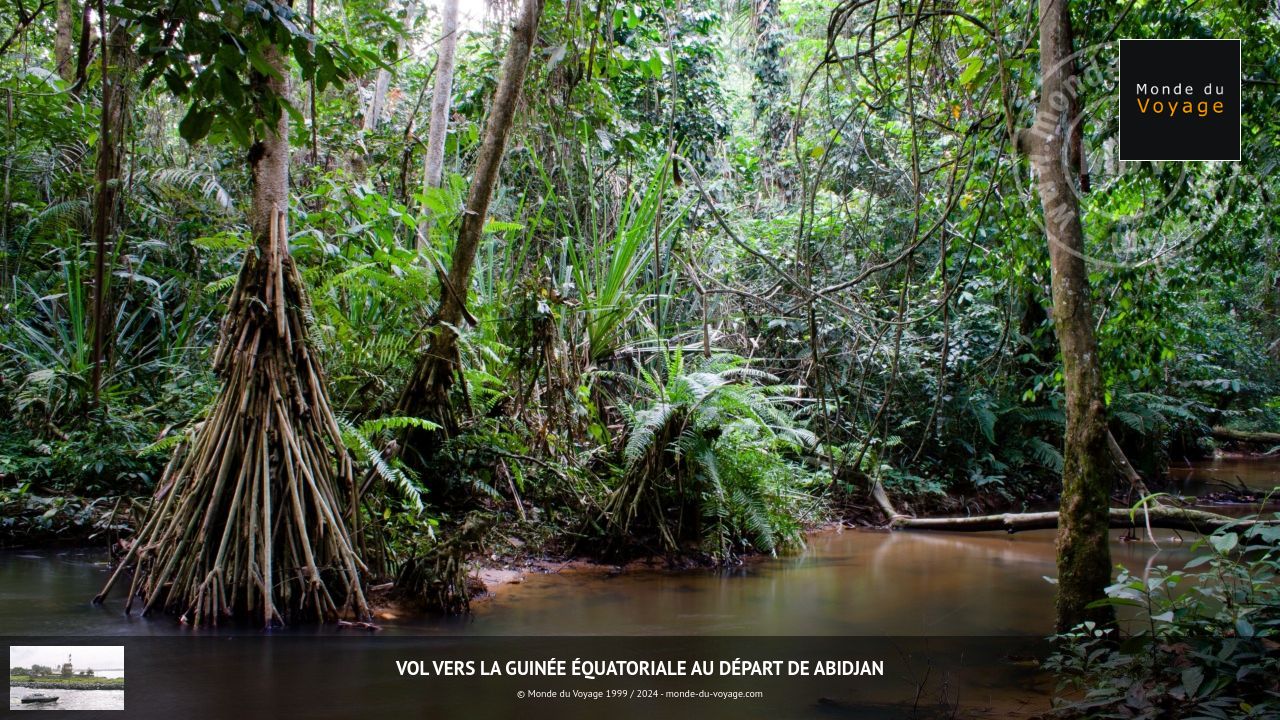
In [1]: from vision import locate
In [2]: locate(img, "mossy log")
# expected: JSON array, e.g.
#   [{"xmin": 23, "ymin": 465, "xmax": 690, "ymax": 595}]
[
  {"xmin": 871, "ymin": 477, "xmax": 1267, "ymax": 535},
  {"xmin": 1211, "ymin": 427, "xmax": 1280, "ymax": 445},
  {"xmin": 885, "ymin": 506, "xmax": 1267, "ymax": 534}
]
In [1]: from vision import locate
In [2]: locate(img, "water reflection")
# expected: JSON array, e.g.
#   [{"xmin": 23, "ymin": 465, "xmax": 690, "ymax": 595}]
[
  {"xmin": 465, "ymin": 528, "xmax": 1192, "ymax": 637},
  {"xmin": 1, "ymin": 456, "xmax": 1272, "ymax": 638},
  {"xmin": 1169, "ymin": 454, "xmax": 1280, "ymax": 494}
]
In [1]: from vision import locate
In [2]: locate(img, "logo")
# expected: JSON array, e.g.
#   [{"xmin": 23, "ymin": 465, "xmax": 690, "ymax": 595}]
[
  {"xmin": 1119, "ymin": 39, "xmax": 1241, "ymax": 161},
  {"xmin": 1011, "ymin": 38, "xmax": 1248, "ymax": 270}
]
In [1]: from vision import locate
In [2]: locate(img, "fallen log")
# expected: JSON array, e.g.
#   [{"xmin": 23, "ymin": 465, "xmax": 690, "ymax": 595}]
[
  {"xmin": 870, "ymin": 475, "xmax": 1267, "ymax": 535},
  {"xmin": 888, "ymin": 506, "xmax": 1268, "ymax": 535},
  {"xmin": 1211, "ymin": 427, "xmax": 1280, "ymax": 445}
]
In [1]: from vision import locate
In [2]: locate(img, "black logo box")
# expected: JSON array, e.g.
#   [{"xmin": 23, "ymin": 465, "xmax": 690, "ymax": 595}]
[{"xmin": 1119, "ymin": 38, "xmax": 1241, "ymax": 162}]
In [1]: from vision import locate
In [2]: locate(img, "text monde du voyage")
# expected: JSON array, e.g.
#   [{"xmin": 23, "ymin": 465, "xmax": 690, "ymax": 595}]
[
  {"xmin": 1133, "ymin": 82, "xmax": 1229, "ymax": 118},
  {"xmin": 395, "ymin": 658, "xmax": 885, "ymax": 679}
]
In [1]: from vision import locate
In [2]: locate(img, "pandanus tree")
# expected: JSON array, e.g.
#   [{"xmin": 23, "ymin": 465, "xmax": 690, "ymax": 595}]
[{"xmin": 94, "ymin": 0, "xmax": 371, "ymax": 625}]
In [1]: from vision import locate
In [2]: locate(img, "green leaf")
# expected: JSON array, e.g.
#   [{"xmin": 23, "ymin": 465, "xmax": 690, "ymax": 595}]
[
  {"xmin": 419, "ymin": 186, "xmax": 454, "ymax": 217},
  {"xmin": 1181, "ymin": 666, "xmax": 1204, "ymax": 698},
  {"xmin": 247, "ymin": 44, "xmax": 282, "ymax": 80},
  {"xmin": 1210, "ymin": 532, "xmax": 1238, "ymax": 554},
  {"xmin": 483, "ymin": 220, "xmax": 524, "ymax": 234},
  {"xmin": 163, "ymin": 70, "xmax": 188, "ymax": 97},
  {"xmin": 1183, "ymin": 554, "xmax": 1213, "ymax": 569},
  {"xmin": 178, "ymin": 105, "xmax": 214, "ymax": 144},
  {"xmin": 218, "ymin": 67, "xmax": 245, "ymax": 107},
  {"xmin": 215, "ymin": 43, "xmax": 243, "ymax": 68}
]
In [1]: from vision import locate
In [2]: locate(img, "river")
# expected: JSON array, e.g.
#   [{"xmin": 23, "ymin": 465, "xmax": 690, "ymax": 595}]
[
  {"xmin": 8, "ymin": 686, "xmax": 125, "ymax": 711},
  {"xmin": 0, "ymin": 456, "xmax": 1274, "ymax": 719},
  {"xmin": 0, "ymin": 513, "xmax": 1207, "ymax": 638}
]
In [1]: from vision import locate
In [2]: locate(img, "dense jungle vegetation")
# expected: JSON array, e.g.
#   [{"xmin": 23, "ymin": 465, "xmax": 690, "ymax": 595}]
[{"xmin": 1, "ymin": 0, "xmax": 1279, "ymax": 682}]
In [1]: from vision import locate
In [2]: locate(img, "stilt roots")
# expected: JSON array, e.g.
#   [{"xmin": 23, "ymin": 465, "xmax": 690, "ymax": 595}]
[{"xmin": 95, "ymin": 209, "xmax": 369, "ymax": 626}]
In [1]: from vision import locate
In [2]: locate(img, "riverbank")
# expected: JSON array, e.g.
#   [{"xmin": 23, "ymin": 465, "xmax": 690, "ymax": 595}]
[
  {"xmin": 460, "ymin": 522, "xmax": 853, "ymax": 607},
  {"xmin": 4, "ymin": 515, "xmax": 1267, "ymax": 718},
  {"xmin": 10, "ymin": 679, "xmax": 124, "ymax": 690}
]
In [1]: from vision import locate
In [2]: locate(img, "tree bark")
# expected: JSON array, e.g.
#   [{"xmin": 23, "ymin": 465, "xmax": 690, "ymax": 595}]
[
  {"xmin": 363, "ymin": 1, "xmax": 416, "ymax": 135},
  {"xmin": 1108, "ymin": 428, "xmax": 1153, "ymax": 499},
  {"xmin": 362, "ymin": 69, "xmax": 391, "ymax": 132},
  {"xmin": 87, "ymin": 11, "xmax": 132, "ymax": 405},
  {"xmin": 1018, "ymin": 0, "xmax": 1114, "ymax": 633},
  {"xmin": 72, "ymin": 0, "xmax": 93, "ymax": 93},
  {"xmin": 54, "ymin": 0, "xmax": 75, "ymax": 82},
  {"xmin": 397, "ymin": 0, "xmax": 543, "ymax": 467},
  {"xmin": 249, "ymin": 48, "xmax": 291, "ymax": 250},
  {"xmin": 423, "ymin": 0, "xmax": 460, "ymax": 190},
  {"xmin": 418, "ymin": 0, "xmax": 459, "ymax": 249},
  {"xmin": 871, "ymin": 475, "xmax": 1261, "ymax": 541}
]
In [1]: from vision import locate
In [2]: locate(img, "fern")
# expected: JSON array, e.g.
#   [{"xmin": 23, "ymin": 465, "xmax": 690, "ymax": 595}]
[
  {"xmin": 970, "ymin": 397, "xmax": 997, "ymax": 444},
  {"xmin": 1026, "ymin": 437, "xmax": 1065, "ymax": 473},
  {"xmin": 11, "ymin": 200, "xmax": 89, "ymax": 246},
  {"xmin": 136, "ymin": 168, "xmax": 235, "ymax": 211},
  {"xmin": 339, "ymin": 416, "xmax": 429, "ymax": 514},
  {"xmin": 1113, "ymin": 410, "xmax": 1147, "ymax": 434},
  {"xmin": 1005, "ymin": 405, "xmax": 1066, "ymax": 426},
  {"xmin": 602, "ymin": 349, "xmax": 819, "ymax": 562}
]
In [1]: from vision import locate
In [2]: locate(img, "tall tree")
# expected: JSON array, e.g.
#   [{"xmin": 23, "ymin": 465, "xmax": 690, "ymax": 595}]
[
  {"xmin": 71, "ymin": 0, "xmax": 92, "ymax": 92},
  {"xmin": 363, "ymin": 2, "xmax": 417, "ymax": 135},
  {"xmin": 1018, "ymin": 0, "xmax": 1114, "ymax": 631},
  {"xmin": 95, "ymin": 0, "xmax": 369, "ymax": 625},
  {"xmin": 87, "ymin": 7, "xmax": 132, "ymax": 405},
  {"xmin": 415, "ymin": 0, "xmax": 457, "ymax": 251},
  {"xmin": 750, "ymin": 0, "xmax": 787, "ymax": 185},
  {"xmin": 397, "ymin": 0, "xmax": 544, "ymax": 465},
  {"xmin": 421, "ymin": 0, "xmax": 458, "ymax": 193},
  {"xmin": 54, "ymin": 0, "xmax": 74, "ymax": 82}
]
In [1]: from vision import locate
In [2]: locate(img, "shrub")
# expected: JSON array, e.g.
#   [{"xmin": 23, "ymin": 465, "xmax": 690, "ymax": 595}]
[
  {"xmin": 602, "ymin": 349, "xmax": 822, "ymax": 561},
  {"xmin": 1046, "ymin": 512, "xmax": 1280, "ymax": 719}
]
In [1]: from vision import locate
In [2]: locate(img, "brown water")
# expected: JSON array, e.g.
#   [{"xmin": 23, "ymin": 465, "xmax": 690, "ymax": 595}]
[
  {"xmin": 460, "ymin": 528, "xmax": 1190, "ymax": 637},
  {"xmin": 1169, "ymin": 453, "xmax": 1280, "ymax": 496},
  {"xmin": 0, "ymin": 524, "xmax": 1198, "ymax": 638},
  {"xmin": 0, "ymin": 456, "xmax": 1273, "ymax": 719}
]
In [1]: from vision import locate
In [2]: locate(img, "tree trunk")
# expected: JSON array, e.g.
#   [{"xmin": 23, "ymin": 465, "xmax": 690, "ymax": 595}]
[
  {"xmin": 396, "ymin": 0, "xmax": 543, "ymax": 467},
  {"xmin": 1018, "ymin": 0, "xmax": 1114, "ymax": 633},
  {"xmin": 362, "ymin": 69, "xmax": 391, "ymax": 132},
  {"xmin": 423, "ymin": 0, "xmax": 459, "ymax": 190},
  {"xmin": 363, "ymin": 1, "xmax": 417, "ymax": 136},
  {"xmin": 95, "ymin": 42, "xmax": 369, "ymax": 626},
  {"xmin": 871, "ymin": 469, "xmax": 1259, "ymax": 540},
  {"xmin": 1108, "ymin": 429, "xmax": 1153, "ymax": 499},
  {"xmin": 87, "ymin": 12, "xmax": 132, "ymax": 405},
  {"xmin": 54, "ymin": 0, "xmax": 75, "ymax": 82},
  {"xmin": 72, "ymin": 0, "xmax": 93, "ymax": 93},
  {"xmin": 417, "ymin": 0, "xmax": 459, "ymax": 252}
]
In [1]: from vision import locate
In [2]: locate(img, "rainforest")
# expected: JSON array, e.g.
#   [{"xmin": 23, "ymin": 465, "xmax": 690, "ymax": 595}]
[{"xmin": 1, "ymin": 0, "xmax": 1278, "ymax": 717}]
